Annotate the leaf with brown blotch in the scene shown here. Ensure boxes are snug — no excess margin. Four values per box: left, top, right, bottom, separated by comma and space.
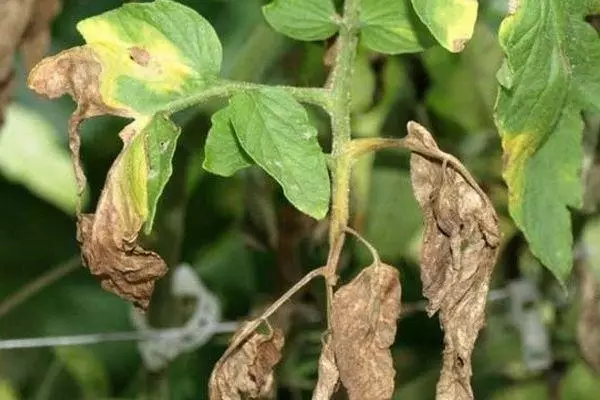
28, 43, 182, 310
312, 336, 339, 400
209, 325, 284, 400
331, 263, 401, 400
0, 0, 61, 127
77, 120, 168, 311
576, 262, 600, 373
407, 121, 500, 400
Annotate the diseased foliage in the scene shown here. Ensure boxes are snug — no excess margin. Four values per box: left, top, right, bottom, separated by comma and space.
12, 0, 600, 398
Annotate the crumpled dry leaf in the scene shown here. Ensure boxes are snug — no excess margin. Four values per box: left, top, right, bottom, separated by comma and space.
209, 325, 284, 400
407, 121, 500, 400
0, 0, 60, 126
28, 47, 165, 310
331, 262, 401, 400
576, 262, 600, 373
312, 336, 339, 400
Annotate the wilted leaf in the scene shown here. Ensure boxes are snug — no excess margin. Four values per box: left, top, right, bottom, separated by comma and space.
77, 119, 173, 310
0, 0, 60, 126
407, 121, 500, 399
229, 88, 330, 219
263, 0, 339, 41
209, 326, 284, 400
312, 336, 339, 400
410, 0, 478, 52
358, 0, 435, 55
26, 0, 221, 308
576, 263, 600, 373
495, 0, 600, 282
331, 262, 401, 400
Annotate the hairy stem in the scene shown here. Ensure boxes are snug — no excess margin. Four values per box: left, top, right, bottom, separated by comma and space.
325, 0, 361, 274
166, 80, 331, 115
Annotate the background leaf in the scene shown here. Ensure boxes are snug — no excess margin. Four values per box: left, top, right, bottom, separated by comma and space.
359, 0, 435, 54
229, 88, 330, 219
495, 0, 600, 282
0, 104, 79, 214
263, 0, 339, 41
411, 0, 478, 52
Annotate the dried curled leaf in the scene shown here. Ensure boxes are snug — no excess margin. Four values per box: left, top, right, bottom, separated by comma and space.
312, 336, 339, 400
407, 121, 500, 400
28, 46, 173, 310
0, 0, 60, 126
209, 325, 284, 400
577, 263, 600, 373
331, 263, 401, 400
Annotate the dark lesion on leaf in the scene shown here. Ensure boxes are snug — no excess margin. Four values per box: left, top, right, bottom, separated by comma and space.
128, 46, 150, 67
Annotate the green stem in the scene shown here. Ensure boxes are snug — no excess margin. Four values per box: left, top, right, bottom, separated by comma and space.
166, 80, 331, 115
326, 0, 361, 264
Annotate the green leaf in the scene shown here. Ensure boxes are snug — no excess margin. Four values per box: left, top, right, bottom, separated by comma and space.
76, 0, 222, 114
495, 0, 600, 282
359, 0, 435, 54
203, 108, 253, 177
262, 0, 339, 41
0, 104, 80, 214
54, 346, 109, 398
0, 380, 18, 400
424, 23, 502, 132
410, 0, 478, 52
229, 88, 330, 219
144, 115, 181, 234
363, 168, 421, 261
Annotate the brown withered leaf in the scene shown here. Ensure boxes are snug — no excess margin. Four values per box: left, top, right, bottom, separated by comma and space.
576, 262, 600, 373
28, 47, 165, 310
0, 0, 60, 126
209, 325, 284, 400
407, 121, 500, 400
331, 263, 401, 400
312, 336, 339, 400
77, 122, 167, 311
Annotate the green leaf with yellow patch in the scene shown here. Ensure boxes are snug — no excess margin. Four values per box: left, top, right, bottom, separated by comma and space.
144, 115, 181, 234
495, 0, 600, 283
263, 0, 339, 41
203, 107, 253, 177
359, 0, 435, 54
229, 88, 330, 219
410, 0, 478, 52
76, 0, 222, 114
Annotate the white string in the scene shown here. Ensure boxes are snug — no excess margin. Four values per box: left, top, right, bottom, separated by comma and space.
0, 322, 239, 350
0, 288, 510, 351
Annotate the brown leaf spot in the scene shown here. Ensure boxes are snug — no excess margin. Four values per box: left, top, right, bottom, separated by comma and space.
312, 336, 339, 400
408, 122, 500, 400
331, 263, 401, 400
128, 46, 150, 67
210, 325, 284, 400
452, 38, 468, 52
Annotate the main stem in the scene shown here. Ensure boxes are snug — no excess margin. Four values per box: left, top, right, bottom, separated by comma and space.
326, 0, 360, 273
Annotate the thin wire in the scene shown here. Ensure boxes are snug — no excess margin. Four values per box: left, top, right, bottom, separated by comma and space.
0, 322, 239, 350
0, 288, 510, 350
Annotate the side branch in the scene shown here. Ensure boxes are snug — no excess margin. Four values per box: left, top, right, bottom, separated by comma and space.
166, 81, 332, 115
347, 126, 490, 206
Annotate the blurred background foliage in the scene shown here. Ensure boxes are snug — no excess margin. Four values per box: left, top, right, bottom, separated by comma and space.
1, 0, 600, 399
